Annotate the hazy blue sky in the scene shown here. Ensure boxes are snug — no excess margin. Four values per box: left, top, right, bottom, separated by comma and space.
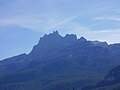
0, 0, 120, 59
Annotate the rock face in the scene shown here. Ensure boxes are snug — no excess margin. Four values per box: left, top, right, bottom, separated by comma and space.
0, 31, 120, 90
28, 31, 77, 61
82, 63, 120, 90
96, 65, 120, 89
102, 65, 120, 84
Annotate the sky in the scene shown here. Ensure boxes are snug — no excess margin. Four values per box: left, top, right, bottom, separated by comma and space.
0, 0, 120, 59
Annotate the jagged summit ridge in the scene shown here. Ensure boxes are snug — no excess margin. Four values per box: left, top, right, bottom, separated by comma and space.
28, 31, 112, 61
39, 31, 86, 43
39, 31, 61, 42
29, 31, 87, 60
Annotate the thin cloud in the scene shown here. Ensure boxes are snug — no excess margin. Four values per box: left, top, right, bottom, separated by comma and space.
50, 16, 77, 29
94, 16, 120, 21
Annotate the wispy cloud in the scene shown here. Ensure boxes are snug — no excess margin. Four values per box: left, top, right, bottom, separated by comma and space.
0, 15, 78, 33
50, 16, 77, 29
0, 0, 120, 43
94, 16, 120, 21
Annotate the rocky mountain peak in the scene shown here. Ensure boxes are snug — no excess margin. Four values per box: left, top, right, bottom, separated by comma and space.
78, 37, 87, 42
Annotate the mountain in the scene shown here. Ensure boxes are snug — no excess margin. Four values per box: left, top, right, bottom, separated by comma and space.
0, 31, 120, 90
